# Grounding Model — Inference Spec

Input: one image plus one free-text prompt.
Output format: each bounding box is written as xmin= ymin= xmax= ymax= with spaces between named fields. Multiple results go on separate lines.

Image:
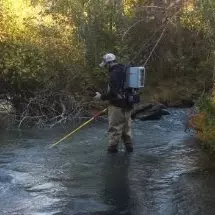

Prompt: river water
xmin=1 ymin=109 xmax=215 ymax=215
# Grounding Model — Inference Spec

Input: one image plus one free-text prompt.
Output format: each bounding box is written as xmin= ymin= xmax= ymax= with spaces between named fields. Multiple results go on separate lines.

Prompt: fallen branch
xmin=12 ymin=90 xmax=87 ymax=128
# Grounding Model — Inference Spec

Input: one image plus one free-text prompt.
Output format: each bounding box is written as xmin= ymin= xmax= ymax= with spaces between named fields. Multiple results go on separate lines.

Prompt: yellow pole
xmin=49 ymin=108 xmax=107 ymax=148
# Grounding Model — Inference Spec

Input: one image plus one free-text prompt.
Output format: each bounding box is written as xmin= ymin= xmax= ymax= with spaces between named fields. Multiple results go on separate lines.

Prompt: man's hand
xmin=94 ymin=92 xmax=101 ymax=100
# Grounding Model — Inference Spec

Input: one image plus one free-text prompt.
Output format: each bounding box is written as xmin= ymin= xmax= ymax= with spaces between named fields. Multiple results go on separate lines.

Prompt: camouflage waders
xmin=108 ymin=105 xmax=132 ymax=147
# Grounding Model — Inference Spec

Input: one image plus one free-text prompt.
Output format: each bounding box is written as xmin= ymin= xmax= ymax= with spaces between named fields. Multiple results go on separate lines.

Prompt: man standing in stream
xmin=94 ymin=53 xmax=135 ymax=153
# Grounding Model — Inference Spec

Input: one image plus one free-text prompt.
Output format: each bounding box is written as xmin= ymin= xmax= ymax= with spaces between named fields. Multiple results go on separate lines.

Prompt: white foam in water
xmin=27 ymin=182 xmax=54 ymax=192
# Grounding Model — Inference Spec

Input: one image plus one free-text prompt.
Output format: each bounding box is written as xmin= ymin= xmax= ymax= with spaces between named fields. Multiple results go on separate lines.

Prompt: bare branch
xmin=143 ymin=27 xmax=167 ymax=67
xmin=122 ymin=0 xmax=182 ymax=41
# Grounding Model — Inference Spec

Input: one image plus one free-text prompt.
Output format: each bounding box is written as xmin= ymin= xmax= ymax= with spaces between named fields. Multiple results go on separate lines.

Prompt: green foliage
xmin=0 ymin=0 xmax=85 ymax=95
xmin=192 ymin=95 xmax=215 ymax=145
xmin=1 ymin=0 xmax=215 ymax=114
xmin=0 ymin=41 xmax=46 ymax=91
xmin=196 ymin=95 xmax=215 ymax=116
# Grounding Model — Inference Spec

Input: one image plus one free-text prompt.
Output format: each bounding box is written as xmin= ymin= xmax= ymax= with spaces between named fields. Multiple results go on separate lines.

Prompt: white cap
xmin=99 ymin=53 xmax=116 ymax=67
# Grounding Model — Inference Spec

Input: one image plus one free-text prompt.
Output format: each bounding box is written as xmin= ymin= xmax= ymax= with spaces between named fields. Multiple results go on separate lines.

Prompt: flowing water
xmin=1 ymin=109 xmax=215 ymax=215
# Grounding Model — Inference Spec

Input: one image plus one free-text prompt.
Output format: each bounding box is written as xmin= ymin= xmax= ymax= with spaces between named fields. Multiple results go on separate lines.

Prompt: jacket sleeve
xmin=101 ymin=69 xmax=121 ymax=101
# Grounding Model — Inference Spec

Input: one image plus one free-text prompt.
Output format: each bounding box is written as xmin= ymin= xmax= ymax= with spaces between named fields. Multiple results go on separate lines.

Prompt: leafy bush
xmin=192 ymin=96 xmax=215 ymax=143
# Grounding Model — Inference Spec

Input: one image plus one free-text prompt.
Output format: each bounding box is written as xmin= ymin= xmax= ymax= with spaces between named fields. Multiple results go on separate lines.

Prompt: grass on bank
xmin=189 ymin=95 xmax=215 ymax=151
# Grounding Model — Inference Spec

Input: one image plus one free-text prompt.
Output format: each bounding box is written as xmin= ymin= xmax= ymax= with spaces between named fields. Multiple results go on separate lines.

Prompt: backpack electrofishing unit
xmin=123 ymin=66 xmax=146 ymax=105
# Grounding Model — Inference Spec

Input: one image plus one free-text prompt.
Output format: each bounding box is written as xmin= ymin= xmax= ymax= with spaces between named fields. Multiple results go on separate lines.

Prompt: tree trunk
xmin=211 ymin=51 xmax=215 ymax=104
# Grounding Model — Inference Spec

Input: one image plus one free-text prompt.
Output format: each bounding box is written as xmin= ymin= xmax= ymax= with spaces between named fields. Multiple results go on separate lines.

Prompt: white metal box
xmin=125 ymin=67 xmax=145 ymax=89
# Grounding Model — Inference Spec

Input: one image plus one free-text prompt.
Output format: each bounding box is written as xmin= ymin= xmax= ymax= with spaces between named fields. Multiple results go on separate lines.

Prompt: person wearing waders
xmin=94 ymin=53 xmax=134 ymax=153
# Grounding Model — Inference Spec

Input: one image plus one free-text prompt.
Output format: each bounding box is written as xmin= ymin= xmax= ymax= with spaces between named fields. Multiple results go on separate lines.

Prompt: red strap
xmin=93 ymin=109 xmax=107 ymax=119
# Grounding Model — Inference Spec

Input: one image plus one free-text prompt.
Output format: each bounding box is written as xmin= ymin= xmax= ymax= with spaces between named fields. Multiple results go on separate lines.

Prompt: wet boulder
xmin=132 ymin=103 xmax=170 ymax=121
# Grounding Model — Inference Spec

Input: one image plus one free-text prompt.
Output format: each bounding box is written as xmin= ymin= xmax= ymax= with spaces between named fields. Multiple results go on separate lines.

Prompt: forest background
xmin=1 ymin=0 xmax=215 ymax=134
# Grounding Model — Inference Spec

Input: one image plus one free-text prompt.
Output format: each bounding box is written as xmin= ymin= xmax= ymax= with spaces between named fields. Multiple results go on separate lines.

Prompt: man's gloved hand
xmin=94 ymin=92 xmax=101 ymax=100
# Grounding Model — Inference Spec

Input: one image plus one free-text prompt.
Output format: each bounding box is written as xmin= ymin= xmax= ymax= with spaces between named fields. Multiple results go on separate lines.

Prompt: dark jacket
xmin=101 ymin=64 xmax=132 ymax=109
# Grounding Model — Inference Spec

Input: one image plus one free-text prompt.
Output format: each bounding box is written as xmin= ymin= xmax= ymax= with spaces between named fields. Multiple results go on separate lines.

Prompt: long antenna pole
xmin=49 ymin=108 xmax=108 ymax=148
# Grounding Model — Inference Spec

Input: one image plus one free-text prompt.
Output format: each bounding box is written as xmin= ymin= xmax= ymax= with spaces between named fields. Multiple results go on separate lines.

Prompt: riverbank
xmin=186 ymin=95 xmax=215 ymax=155
xmin=0 ymin=94 xmax=194 ymax=129
xmin=0 ymin=99 xmax=15 ymax=129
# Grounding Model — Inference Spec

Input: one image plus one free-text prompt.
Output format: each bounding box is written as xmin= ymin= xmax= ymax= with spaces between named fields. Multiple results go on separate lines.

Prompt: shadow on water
xmin=57 ymin=151 xmax=132 ymax=215
xmin=102 ymin=154 xmax=131 ymax=215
